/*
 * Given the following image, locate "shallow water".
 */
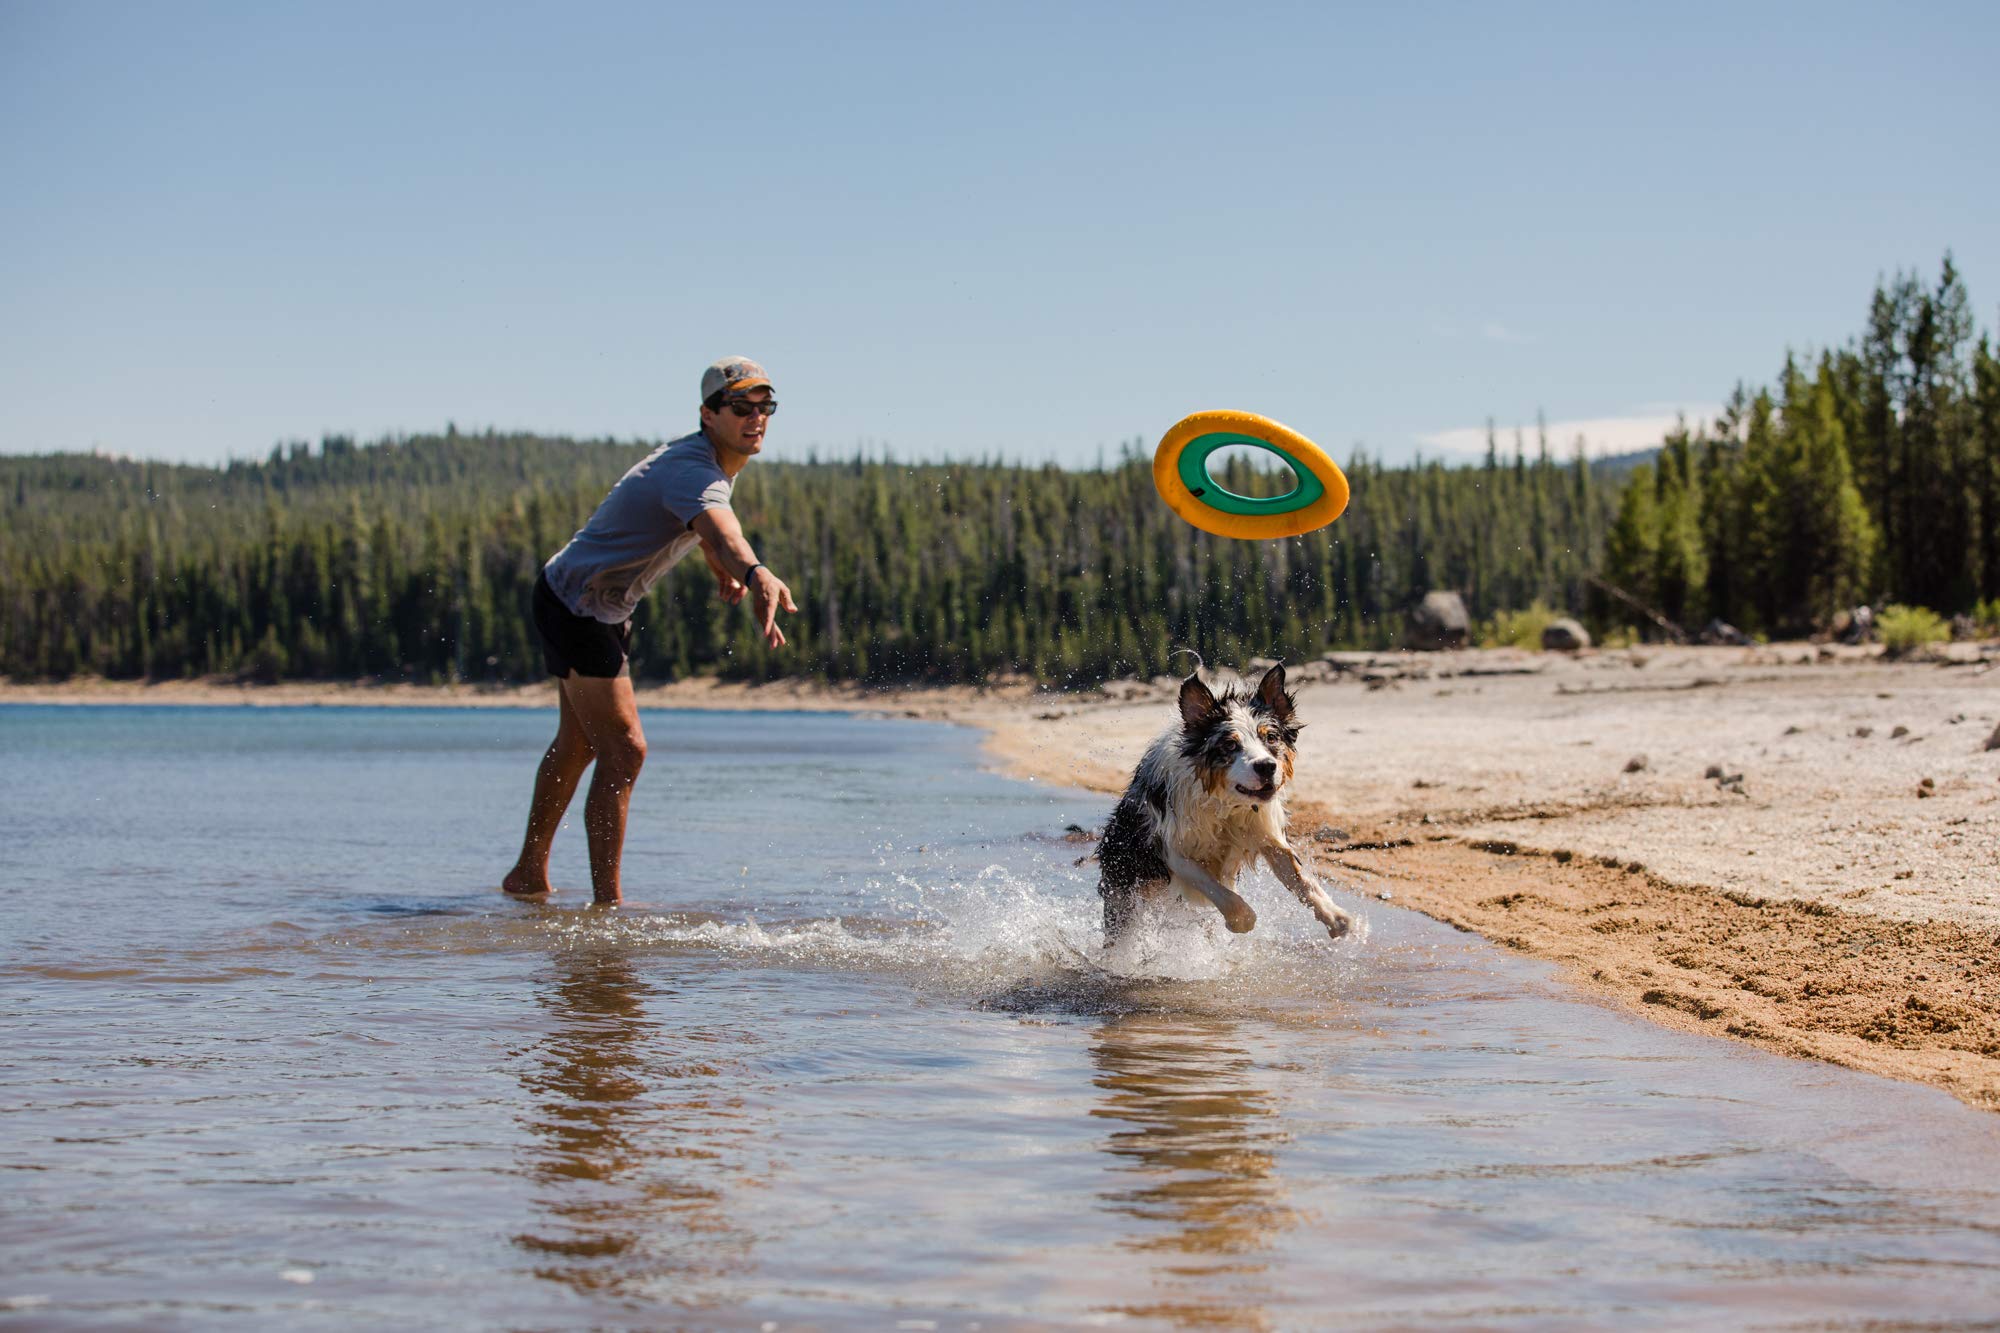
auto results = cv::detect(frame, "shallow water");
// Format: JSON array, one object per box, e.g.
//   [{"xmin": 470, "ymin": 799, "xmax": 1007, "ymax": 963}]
[{"xmin": 3, "ymin": 704, "xmax": 1998, "ymax": 1330}]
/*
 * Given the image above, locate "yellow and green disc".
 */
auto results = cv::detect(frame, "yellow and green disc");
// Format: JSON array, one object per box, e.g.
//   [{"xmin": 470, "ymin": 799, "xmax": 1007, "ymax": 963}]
[{"xmin": 1152, "ymin": 410, "xmax": 1349, "ymax": 540}]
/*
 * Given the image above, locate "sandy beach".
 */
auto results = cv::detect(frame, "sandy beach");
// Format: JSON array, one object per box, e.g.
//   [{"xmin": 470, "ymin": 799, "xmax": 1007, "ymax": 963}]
[{"xmin": 12, "ymin": 641, "xmax": 2000, "ymax": 1110}]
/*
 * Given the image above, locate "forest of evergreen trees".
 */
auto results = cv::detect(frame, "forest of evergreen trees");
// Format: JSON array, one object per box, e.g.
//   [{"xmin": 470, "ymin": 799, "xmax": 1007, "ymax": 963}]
[
  {"xmin": 1606, "ymin": 257, "xmax": 2000, "ymax": 636},
  {"xmin": 3, "ymin": 260, "xmax": 1994, "ymax": 687}
]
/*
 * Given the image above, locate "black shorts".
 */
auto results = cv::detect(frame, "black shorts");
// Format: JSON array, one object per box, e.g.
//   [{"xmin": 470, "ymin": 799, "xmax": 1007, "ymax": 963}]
[{"xmin": 532, "ymin": 575, "xmax": 633, "ymax": 679}]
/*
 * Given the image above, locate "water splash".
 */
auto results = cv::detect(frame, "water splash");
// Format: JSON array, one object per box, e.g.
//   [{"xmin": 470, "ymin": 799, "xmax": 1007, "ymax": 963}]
[{"xmin": 346, "ymin": 856, "xmax": 1376, "ymax": 1024}]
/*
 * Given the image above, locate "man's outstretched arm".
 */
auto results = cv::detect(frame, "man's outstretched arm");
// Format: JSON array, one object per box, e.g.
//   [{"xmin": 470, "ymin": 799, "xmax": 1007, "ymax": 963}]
[{"xmin": 690, "ymin": 507, "xmax": 797, "ymax": 647}]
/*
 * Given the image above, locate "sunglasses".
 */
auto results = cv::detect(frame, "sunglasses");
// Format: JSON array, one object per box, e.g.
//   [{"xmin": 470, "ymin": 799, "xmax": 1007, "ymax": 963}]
[{"xmin": 724, "ymin": 396, "xmax": 778, "ymax": 418}]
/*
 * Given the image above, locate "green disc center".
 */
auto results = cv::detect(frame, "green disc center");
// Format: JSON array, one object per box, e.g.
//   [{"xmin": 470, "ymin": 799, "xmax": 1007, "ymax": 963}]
[{"xmin": 1176, "ymin": 432, "xmax": 1325, "ymax": 516}]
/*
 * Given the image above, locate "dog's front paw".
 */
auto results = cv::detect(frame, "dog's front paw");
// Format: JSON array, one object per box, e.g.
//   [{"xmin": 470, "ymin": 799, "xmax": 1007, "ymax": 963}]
[
  {"xmin": 1221, "ymin": 900, "xmax": 1258, "ymax": 934},
  {"xmin": 1319, "ymin": 908, "xmax": 1354, "ymax": 940}
]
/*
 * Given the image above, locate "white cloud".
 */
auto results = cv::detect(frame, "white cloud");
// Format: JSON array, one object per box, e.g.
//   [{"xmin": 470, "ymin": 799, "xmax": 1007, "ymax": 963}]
[{"xmin": 1415, "ymin": 406, "xmax": 1726, "ymax": 460}]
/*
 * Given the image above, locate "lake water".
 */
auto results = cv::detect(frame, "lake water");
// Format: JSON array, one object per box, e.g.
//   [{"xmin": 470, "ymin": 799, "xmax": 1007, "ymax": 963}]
[{"xmin": 3, "ymin": 704, "xmax": 1999, "ymax": 1330}]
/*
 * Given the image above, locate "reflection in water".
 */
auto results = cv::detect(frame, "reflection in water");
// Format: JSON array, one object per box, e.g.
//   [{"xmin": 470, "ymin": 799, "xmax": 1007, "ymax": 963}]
[
  {"xmin": 512, "ymin": 942, "xmax": 755, "ymax": 1306},
  {"xmin": 1090, "ymin": 1012, "xmax": 1294, "ymax": 1330}
]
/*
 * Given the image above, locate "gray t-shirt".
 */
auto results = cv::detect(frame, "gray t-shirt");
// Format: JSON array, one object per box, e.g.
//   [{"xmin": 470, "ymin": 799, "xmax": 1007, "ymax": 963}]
[{"xmin": 543, "ymin": 430, "xmax": 734, "ymax": 623}]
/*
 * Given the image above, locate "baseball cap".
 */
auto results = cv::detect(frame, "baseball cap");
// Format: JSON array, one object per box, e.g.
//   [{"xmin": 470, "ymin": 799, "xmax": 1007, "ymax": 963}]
[{"xmin": 701, "ymin": 356, "xmax": 772, "ymax": 402}]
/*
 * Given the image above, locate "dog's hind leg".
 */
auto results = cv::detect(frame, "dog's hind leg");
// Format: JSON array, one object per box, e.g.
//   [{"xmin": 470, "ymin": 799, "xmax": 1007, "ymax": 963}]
[
  {"xmin": 1163, "ymin": 850, "xmax": 1257, "ymax": 934},
  {"xmin": 1264, "ymin": 842, "xmax": 1354, "ymax": 940}
]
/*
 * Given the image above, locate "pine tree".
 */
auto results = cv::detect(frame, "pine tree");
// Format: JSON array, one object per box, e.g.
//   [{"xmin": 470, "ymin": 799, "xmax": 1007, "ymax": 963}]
[
  {"xmin": 1652, "ymin": 426, "xmax": 1707, "ymax": 626},
  {"xmin": 1605, "ymin": 462, "xmax": 1661, "ymax": 613},
  {"xmin": 1974, "ymin": 336, "xmax": 2000, "ymax": 600},
  {"xmin": 1736, "ymin": 364, "xmax": 1877, "ymax": 633}
]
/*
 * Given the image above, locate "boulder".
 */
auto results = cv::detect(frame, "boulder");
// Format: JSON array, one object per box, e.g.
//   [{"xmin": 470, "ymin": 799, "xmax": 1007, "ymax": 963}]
[
  {"xmin": 1542, "ymin": 618, "xmax": 1592, "ymax": 652},
  {"xmin": 1407, "ymin": 591, "xmax": 1470, "ymax": 651}
]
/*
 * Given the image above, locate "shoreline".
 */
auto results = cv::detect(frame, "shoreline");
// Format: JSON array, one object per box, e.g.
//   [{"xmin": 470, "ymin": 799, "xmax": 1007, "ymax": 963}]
[
  {"xmin": 0, "ymin": 673, "xmax": 1043, "ymax": 719},
  {"xmin": 11, "ymin": 644, "xmax": 2000, "ymax": 1111}
]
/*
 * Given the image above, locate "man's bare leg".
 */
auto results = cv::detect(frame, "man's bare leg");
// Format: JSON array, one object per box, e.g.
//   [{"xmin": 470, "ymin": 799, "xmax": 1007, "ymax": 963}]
[
  {"xmin": 561, "ymin": 671, "xmax": 647, "ymax": 905},
  {"xmin": 502, "ymin": 684, "xmax": 597, "ymax": 897}
]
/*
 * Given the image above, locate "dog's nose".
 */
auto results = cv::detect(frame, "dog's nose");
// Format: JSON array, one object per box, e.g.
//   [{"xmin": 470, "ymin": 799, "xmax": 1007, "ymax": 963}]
[{"xmin": 1252, "ymin": 758, "xmax": 1277, "ymax": 781}]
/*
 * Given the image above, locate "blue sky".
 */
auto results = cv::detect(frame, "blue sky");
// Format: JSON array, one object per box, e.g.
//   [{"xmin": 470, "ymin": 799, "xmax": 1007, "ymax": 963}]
[{"xmin": 2, "ymin": 1, "xmax": 1994, "ymax": 468}]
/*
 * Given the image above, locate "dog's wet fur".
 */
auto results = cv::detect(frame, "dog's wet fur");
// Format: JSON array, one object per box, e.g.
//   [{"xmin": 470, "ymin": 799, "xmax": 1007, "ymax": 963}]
[{"xmin": 1097, "ymin": 663, "xmax": 1355, "ymax": 944}]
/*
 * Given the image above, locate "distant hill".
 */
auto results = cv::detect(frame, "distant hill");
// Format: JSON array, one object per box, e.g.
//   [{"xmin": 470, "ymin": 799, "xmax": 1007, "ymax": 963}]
[{"xmin": 1589, "ymin": 446, "xmax": 1663, "ymax": 481}]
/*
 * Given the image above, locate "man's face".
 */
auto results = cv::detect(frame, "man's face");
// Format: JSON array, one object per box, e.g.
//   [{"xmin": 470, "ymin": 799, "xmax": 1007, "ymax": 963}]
[{"xmin": 701, "ymin": 387, "xmax": 775, "ymax": 456}]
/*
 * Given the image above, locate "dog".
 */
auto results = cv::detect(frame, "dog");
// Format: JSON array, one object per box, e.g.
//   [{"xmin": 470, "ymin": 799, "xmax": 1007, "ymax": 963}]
[{"xmin": 1096, "ymin": 662, "xmax": 1354, "ymax": 945}]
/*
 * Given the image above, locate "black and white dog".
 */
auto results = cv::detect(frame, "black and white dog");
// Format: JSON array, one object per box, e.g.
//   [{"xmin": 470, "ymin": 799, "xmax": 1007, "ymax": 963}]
[{"xmin": 1097, "ymin": 663, "xmax": 1355, "ymax": 945}]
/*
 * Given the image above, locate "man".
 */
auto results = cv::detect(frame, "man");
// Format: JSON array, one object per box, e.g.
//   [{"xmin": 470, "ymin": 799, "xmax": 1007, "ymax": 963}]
[{"xmin": 501, "ymin": 356, "xmax": 797, "ymax": 904}]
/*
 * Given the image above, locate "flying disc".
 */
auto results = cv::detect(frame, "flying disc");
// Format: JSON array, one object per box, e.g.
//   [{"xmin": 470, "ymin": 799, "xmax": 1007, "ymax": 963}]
[{"xmin": 1152, "ymin": 410, "xmax": 1349, "ymax": 540}]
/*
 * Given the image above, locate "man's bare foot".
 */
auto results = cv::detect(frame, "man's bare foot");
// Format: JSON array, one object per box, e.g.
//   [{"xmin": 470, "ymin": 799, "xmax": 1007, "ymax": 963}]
[{"xmin": 501, "ymin": 866, "xmax": 553, "ymax": 898}]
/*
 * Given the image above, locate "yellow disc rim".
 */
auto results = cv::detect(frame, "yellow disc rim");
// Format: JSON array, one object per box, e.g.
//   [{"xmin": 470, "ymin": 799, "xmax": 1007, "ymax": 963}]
[{"xmin": 1152, "ymin": 410, "xmax": 1350, "ymax": 540}]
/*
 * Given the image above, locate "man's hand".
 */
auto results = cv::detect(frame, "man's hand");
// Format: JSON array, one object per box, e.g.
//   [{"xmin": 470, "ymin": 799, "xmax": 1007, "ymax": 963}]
[
  {"xmin": 748, "ymin": 568, "xmax": 799, "ymax": 648},
  {"xmin": 698, "ymin": 534, "xmax": 746, "ymax": 604},
  {"xmin": 691, "ymin": 508, "xmax": 796, "ymax": 647}
]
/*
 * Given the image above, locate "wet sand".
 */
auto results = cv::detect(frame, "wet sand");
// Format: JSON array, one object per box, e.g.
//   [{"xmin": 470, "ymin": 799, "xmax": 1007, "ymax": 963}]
[{"xmin": 12, "ymin": 642, "xmax": 1999, "ymax": 1110}]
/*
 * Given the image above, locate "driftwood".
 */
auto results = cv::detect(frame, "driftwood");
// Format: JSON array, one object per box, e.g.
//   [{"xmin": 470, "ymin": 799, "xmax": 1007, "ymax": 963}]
[{"xmin": 1586, "ymin": 574, "xmax": 1688, "ymax": 644}]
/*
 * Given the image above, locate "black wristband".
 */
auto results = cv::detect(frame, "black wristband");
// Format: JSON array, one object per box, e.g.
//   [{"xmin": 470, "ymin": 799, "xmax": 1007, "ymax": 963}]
[{"xmin": 744, "ymin": 563, "xmax": 765, "ymax": 582}]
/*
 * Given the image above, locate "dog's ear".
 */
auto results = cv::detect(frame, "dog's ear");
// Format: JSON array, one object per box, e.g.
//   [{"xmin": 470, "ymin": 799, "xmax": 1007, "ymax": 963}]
[
  {"xmin": 1178, "ymin": 673, "xmax": 1220, "ymax": 729},
  {"xmin": 1256, "ymin": 662, "xmax": 1296, "ymax": 722}
]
